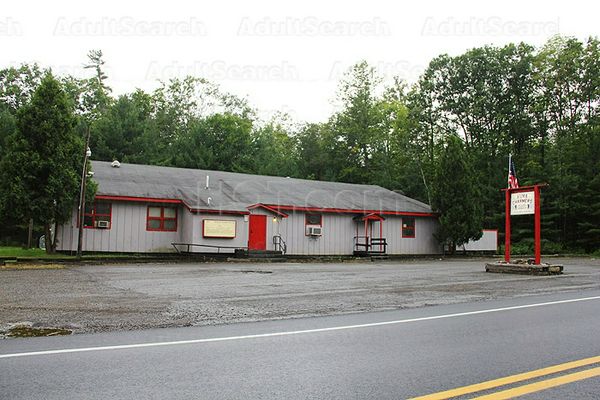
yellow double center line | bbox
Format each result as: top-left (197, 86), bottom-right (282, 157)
top-left (410, 355), bottom-right (600, 400)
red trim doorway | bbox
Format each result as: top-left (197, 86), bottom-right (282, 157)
top-left (248, 215), bottom-right (267, 250)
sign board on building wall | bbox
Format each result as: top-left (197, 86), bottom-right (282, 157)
top-left (510, 191), bottom-right (535, 215)
top-left (203, 219), bottom-right (236, 238)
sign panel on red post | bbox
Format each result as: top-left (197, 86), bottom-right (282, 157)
top-left (510, 191), bottom-right (535, 215)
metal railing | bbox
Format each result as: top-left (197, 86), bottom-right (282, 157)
top-left (370, 238), bottom-right (388, 254)
top-left (171, 242), bottom-right (247, 255)
top-left (273, 235), bottom-right (287, 254)
top-left (354, 236), bottom-right (370, 251)
top-left (353, 236), bottom-right (387, 254)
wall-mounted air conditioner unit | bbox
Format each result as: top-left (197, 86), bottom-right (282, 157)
top-left (306, 226), bottom-right (322, 236)
top-left (97, 220), bottom-right (110, 229)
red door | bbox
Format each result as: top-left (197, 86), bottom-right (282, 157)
top-left (248, 215), bottom-right (267, 250)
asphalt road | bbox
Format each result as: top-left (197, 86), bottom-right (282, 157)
top-left (2, 289), bottom-right (600, 399)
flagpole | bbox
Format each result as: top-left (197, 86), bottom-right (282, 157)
top-left (505, 153), bottom-right (511, 262)
top-left (508, 154), bottom-right (511, 189)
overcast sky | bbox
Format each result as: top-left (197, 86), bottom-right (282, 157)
top-left (1, 0), bottom-right (597, 123)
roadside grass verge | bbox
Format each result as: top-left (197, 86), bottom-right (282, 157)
top-left (0, 246), bottom-right (194, 265)
top-left (0, 246), bottom-right (49, 258)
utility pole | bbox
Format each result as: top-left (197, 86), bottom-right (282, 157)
top-left (76, 125), bottom-right (91, 259)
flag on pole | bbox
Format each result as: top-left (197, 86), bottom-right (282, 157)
top-left (508, 154), bottom-right (519, 189)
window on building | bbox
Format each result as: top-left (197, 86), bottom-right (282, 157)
top-left (305, 213), bottom-right (323, 236)
top-left (402, 217), bottom-right (415, 238)
top-left (305, 214), bottom-right (322, 226)
top-left (147, 206), bottom-right (177, 231)
top-left (83, 202), bottom-right (111, 229)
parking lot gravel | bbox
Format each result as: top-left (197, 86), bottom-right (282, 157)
top-left (1, 257), bottom-right (599, 336)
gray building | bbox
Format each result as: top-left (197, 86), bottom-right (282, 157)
top-left (56, 161), bottom-right (442, 256)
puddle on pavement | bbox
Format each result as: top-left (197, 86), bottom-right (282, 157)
top-left (3, 326), bottom-right (72, 338)
top-left (240, 270), bottom-right (273, 274)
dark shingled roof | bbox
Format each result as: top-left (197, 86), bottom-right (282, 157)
top-left (90, 161), bottom-right (433, 214)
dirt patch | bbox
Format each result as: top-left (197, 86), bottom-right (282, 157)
top-left (1, 263), bottom-right (65, 270)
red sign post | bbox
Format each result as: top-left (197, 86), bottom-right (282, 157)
top-left (503, 184), bottom-right (547, 265)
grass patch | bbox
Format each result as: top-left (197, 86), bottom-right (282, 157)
top-left (3, 325), bottom-right (72, 338)
top-left (0, 246), bottom-right (151, 260)
top-left (0, 246), bottom-right (49, 258)
top-left (0, 246), bottom-right (185, 263)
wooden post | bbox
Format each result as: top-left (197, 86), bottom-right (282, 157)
top-left (364, 220), bottom-right (368, 250)
top-left (505, 189), bottom-right (511, 263)
top-left (379, 220), bottom-right (383, 252)
top-left (27, 218), bottom-right (33, 249)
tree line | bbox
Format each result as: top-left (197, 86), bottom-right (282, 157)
top-left (0, 36), bottom-right (598, 254)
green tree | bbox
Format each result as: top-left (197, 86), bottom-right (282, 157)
top-left (295, 122), bottom-right (338, 181)
top-left (0, 73), bottom-right (84, 253)
top-left (411, 44), bottom-right (538, 232)
top-left (431, 135), bottom-right (483, 253)
top-left (533, 36), bottom-right (600, 250)
top-left (372, 79), bottom-right (429, 200)
top-left (0, 104), bottom-right (17, 154)
top-left (330, 61), bottom-right (383, 183)
top-left (251, 116), bottom-right (299, 177)
top-left (139, 76), bottom-right (253, 166)
top-left (168, 113), bottom-right (254, 172)
top-left (0, 63), bottom-right (44, 113)
top-left (90, 90), bottom-right (153, 162)
top-left (83, 49), bottom-right (112, 118)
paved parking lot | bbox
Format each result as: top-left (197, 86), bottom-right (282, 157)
top-left (1, 257), bottom-right (599, 335)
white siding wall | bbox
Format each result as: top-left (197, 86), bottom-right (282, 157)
top-left (274, 212), bottom-right (442, 256)
top-left (56, 203), bottom-right (442, 255)
top-left (383, 216), bottom-right (442, 255)
top-left (278, 212), bottom-right (355, 255)
top-left (179, 207), bottom-right (194, 248)
top-left (56, 202), bottom-right (183, 253)
top-left (460, 229), bottom-right (498, 252)
top-left (189, 214), bottom-right (248, 253)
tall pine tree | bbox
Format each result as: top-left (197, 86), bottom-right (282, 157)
top-left (431, 135), bottom-right (484, 253)
top-left (0, 73), bottom-right (83, 253)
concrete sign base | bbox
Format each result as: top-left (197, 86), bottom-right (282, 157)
top-left (485, 260), bottom-right (563, 275)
